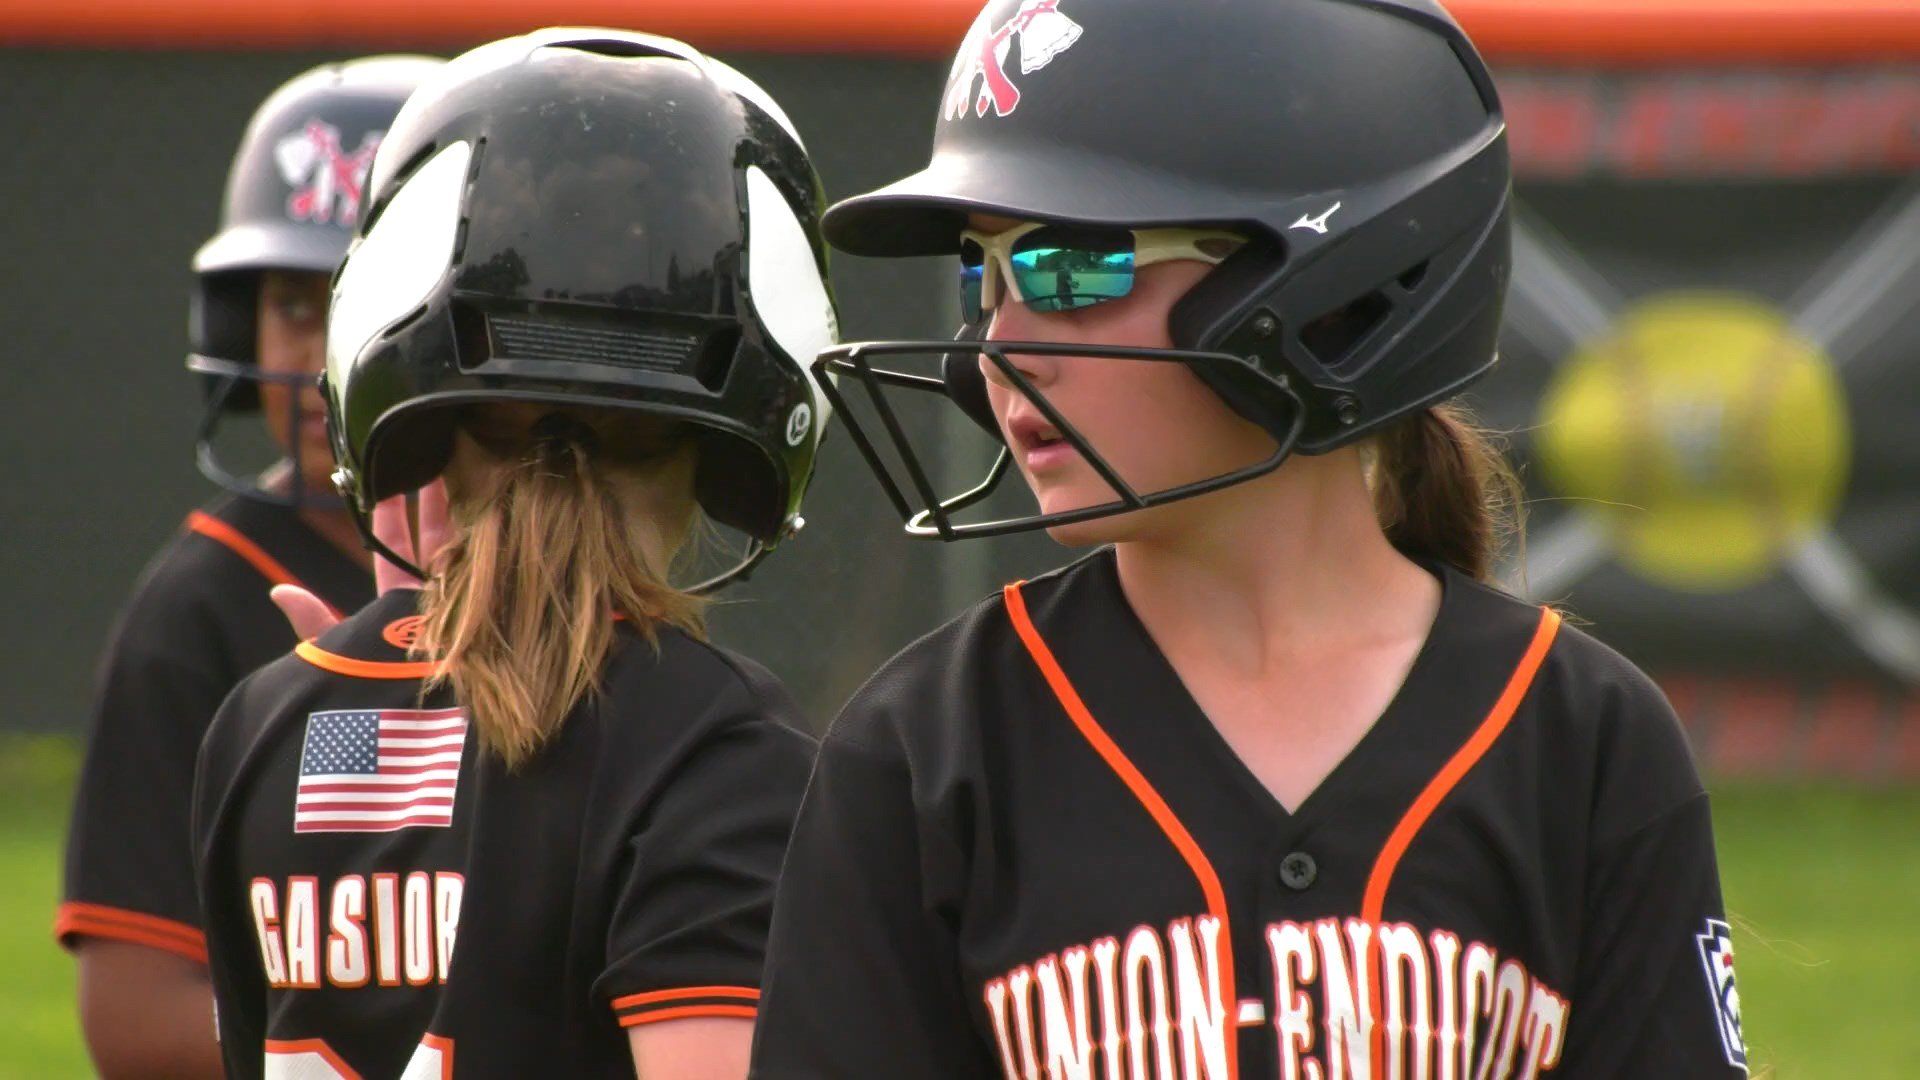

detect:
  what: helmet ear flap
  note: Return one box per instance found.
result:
[1169,235,1307,440]
[695,430,783,538]
[1167,232,1285,354]
[940,321,1000,440]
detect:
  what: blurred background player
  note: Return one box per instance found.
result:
[55,55,440,1077]
[192,28,837,1078]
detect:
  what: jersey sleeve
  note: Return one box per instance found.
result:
[591,678,817,1030]
[191,671,275,1080]
[58,597,230,962]
[1559,666,1750,1076]
[1561,794,1750,1075]
[749,703,995,1078]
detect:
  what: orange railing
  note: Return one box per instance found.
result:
[5,0,1920,62]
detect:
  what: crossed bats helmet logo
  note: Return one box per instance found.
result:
[944,0,1085,122]
[274,119,384,227]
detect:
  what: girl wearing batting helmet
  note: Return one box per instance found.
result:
[192,29,837,1078]
[59,54,438,1078]
[753,2,1750,1077]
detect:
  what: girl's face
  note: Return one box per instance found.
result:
[256,270,335,493]
[973,217,1278,546]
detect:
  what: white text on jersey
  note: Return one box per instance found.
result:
[248,871,463,989]
[981,915,1569,1079]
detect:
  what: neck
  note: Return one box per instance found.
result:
[261,463,375,571]
[1111,449,1438,673]
[298,504,375,572]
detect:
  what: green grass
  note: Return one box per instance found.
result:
[0,737,1913,1077]
[1714,782,1920,1079]
[0,736,88,1078]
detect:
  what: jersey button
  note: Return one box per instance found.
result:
[1278,851,1317,891]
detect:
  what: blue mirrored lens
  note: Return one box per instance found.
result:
[959,243,986,322]
[1010,243,1135,314]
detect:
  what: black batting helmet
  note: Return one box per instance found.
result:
[814,0,1511,538]
[322,28,839,589]
[188,54,443,503]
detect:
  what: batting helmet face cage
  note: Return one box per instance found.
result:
[323,28,839,590]
[189,54,443,504]
[814,0,1512,539]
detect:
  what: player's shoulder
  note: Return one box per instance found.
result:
[1441,567,1672,715]
[596,619,814,742]
[117,496,281,623]
[204,590,419,747]
[1537,609,1699,781]
[825,550,1105,753]
[1447,571,1704,829]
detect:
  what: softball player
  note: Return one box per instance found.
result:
[191,30,837,1078]
[752,1,1750,1077]
[58,55,437,1076]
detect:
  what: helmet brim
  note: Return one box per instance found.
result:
[193,222,353,276]
[822,143,1256,258]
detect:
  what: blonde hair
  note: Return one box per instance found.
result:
[1370,401,1526,585]
[414,408,705,769]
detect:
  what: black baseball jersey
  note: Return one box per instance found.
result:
[192,588,815,1079]
[59,494,373,964]
[753,549,1749,1079]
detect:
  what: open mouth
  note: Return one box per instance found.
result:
[1008,415,1065,452]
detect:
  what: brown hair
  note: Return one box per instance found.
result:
[413,408,706,769]
[1370,401,1525,585]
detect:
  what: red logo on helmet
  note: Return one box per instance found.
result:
[944,0,1084,121]
[274,120,383,226]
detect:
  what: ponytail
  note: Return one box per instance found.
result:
[1371,402,1524,585]
[414,414,705,769]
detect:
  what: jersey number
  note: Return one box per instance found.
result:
[263,1035,452,1079]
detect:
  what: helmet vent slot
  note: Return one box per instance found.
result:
[549,38,685,62]
[692,326,741,392]
[1299,290,1392,370]
[486,313,703,374]
[1397,260,1431,292]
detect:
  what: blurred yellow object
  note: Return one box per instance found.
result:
[1535,293,1851,592]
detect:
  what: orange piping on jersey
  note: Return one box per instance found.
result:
[186,510,344,620]
[420,1034,454,1079]
[617,1004,759,1027]
[1004,581,1240,1080]
[611,986,760,1010]
[295,640,443,679]
[1360,605,1562,1080]
[52,902,209,964]
[264,1039,364,1078]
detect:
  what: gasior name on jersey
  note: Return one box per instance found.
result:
[247,871,463,990]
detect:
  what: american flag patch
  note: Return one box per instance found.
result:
[294,708,468,833]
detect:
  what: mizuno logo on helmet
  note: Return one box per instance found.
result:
[943,0,1084,121]
[274,120,384,227]
[1290,202,1343,236]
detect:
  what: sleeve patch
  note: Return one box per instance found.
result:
[1695,918,1749,1071]
[610,985,759,1028]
